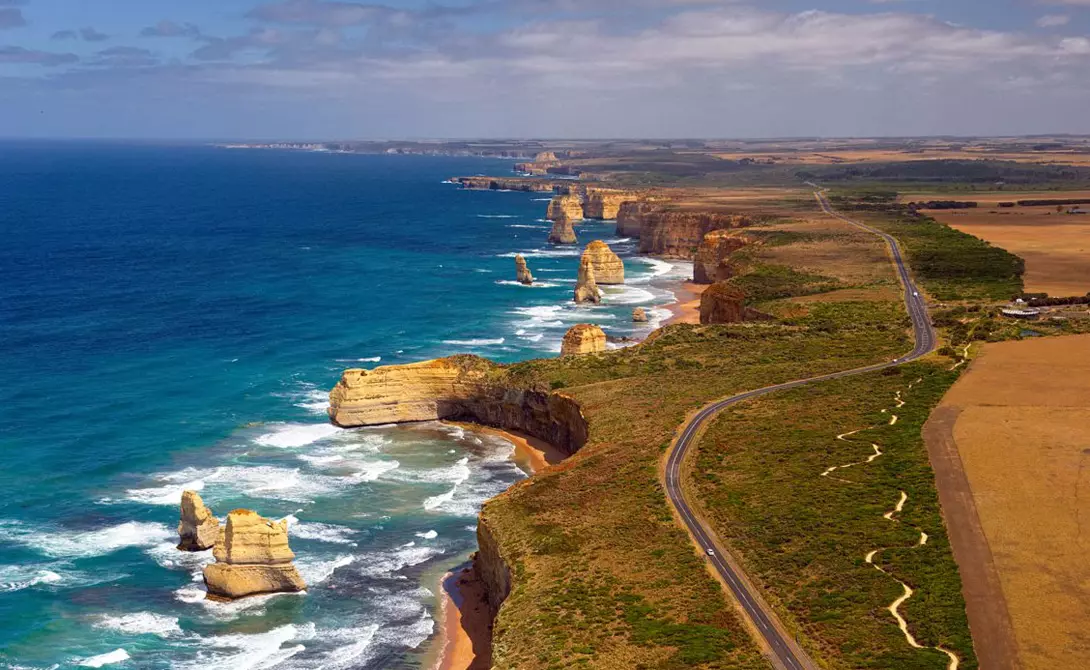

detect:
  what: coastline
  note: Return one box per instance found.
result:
[663,280,706,325]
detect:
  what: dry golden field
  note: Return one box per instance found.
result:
[931,335,1090,670]
[925,207,1090,296]
[900,190,1090,206]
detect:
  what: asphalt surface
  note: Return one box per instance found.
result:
[663,190,937,670]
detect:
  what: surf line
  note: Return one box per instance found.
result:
[819,388,961,670]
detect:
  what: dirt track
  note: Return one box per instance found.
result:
[926,336,1090,670]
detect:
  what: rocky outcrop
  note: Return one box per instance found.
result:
[547,195,584,222]
[638,211,757,258]
[534,151,560,164]
[616,201,662,237]
[561,324,607,356]
[178,490,220,552]
[202,510,306,601]
[581,240,624,285]
[700,282,748,324]
[547,216,578,245]
[583,189,634,220]
[574,256,601,304]
[452,177,561,193]
[632,307,648,323]
[693,230,755,284]
[328,357,589,456]
[474,512,510,616]
[515,254,534,285]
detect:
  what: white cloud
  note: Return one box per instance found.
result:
[1037,14,1071,27]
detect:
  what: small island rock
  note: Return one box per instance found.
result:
[548,215,578,245]
[574,256,601,304]
[546,194,583,222]
[515,254,535,285]
[177,490,220,552]
[561,324,607,356]
[203,509,306,600]
[632,307,648,323]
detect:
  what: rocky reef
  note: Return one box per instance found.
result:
[581,240,624,285]
[583,189,634,220]
[548,216,578,245]
[632,307,648,322]
[515,254,534,285]
[546,195,584,222]
[177,490,219,552]
[693,230,754,284]
[202,510,306,601]
[561,324,607,356]
[328,357,588,456]
[574,256,602,304]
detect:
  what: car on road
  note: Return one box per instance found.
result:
[913,291,919,297]
[706,548,715,556]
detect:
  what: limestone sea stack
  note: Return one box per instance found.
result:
[582,240,624,285]
[561,324,607,356]
[632,307,648,323]
[546,195,583,223]
[515,254,534,285]
[202,510,306,600]
[574,256,601,304]
[700,282,747,324]
[177,490,220,552]
[548,215,578,245]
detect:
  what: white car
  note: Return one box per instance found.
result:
[913,291,919,297]
[706,548,715,556]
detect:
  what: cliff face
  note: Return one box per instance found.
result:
[693,230,754,284]
[616,202,661,237]
[638,211,756,258]
[475,511,511,617]
[583,189,634,220]
[700,282,747,324]
[547,216,577,245]
[581,240,624,285]
[574,256,601,304]
[546,195,584,222]
[328,357,589,456]
[453,177,565,193]
[202,510,306,600]
[561,324,607,356]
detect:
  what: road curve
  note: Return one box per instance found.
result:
[663,189,937,670]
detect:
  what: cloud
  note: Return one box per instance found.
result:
[0,45,77,66]
[90,46,157,67]
[247,0,409,27]
[53,27,111,41]
[51,29,76,40]
[140,20,202,38]
[0,7,25,29]
[1037,14,1071,26]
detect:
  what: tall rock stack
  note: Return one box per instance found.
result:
[574,256,601,304]
[548,216,578,245]
[177,490,220,552]
[515,254,535,285]
[581,241,625,285]
[561,324,607,356]
[547,195,584,222]
[202,510,306,601]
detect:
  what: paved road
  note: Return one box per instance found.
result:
[663,189,937,670]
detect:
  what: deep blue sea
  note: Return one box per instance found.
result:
[0,143,689,669]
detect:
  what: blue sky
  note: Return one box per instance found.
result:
[2,0,1090,139]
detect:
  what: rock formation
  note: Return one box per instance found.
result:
[561,324,607,356]
[616,201,662,237]
[700,282,747,324]
[581,240,625,285]
[547,195,584,222]
[583,189,634,220]
[693,230,754,284]
[548,216,578,245]
[202,510,306,601]
[515,254,534,285]
[534,151,560,164]
[177,490,219,552]
[452,176,560,193]
[632,307,648,323]
[574,256,601,304]
[328,356,588,455]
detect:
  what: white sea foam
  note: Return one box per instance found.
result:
[602,285,657,305]
[477,214,518,218]
[0,520,173,559]
[358,544,447,578]
[0,564,64,593]
[506,224,548,229]
[296,554,355,585]
[472,268,492,273]
[254,423,343,448]
[441,338,505,346]
[174,584,305,621]
[415,530,438,540]
[146,542,213,577]
[284,518,357,545]
[496,248,580,259]
[78,649,130,667]
[294,389,331,415]
[93,612,181,638]
[494,280,558,288]
[531,198,552,201]
[174,623,312,670]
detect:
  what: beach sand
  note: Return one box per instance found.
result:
[664,281,706,325]
[434,424,561,670]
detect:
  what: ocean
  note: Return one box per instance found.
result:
[0,143,690,669]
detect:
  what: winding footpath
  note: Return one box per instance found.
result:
[663,190,937,670]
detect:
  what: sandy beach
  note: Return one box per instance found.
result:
[663,281,706,325]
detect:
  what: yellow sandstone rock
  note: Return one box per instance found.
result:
[178,490,220,552]
[548,216,578,245]
[582,240,624,285]
[547,195,583,222]
[515,254,534,285]
[574,256,601,304]
[583,189,634,220]
[202,510,306,600]
[561,324,607,356]
[632,307,648,323]
[693,230,753,284]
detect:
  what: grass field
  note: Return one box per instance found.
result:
[933,335,1090,670]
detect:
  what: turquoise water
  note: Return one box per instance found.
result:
[0,143,690,669]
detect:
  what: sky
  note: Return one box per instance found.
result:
[1,0,1090,140]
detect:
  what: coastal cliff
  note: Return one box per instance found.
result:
[452,176,571,193]
[328,357,588,456]
[474,513,511,616]
[693,230,754,284]
[638,210,757,258]
[583,189,633,220]
[616,201,663,237]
